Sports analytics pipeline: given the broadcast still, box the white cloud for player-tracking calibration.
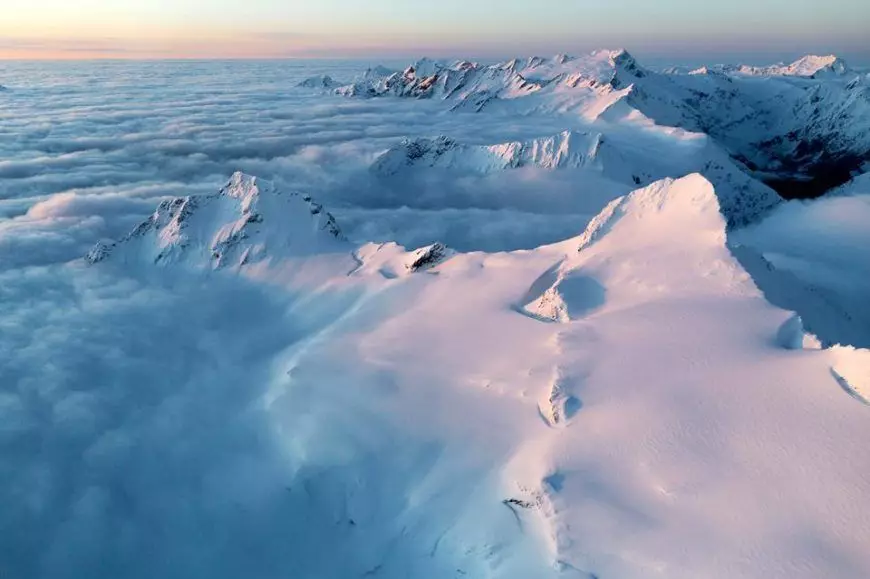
[0,62,602,576]
[2,59,870,579]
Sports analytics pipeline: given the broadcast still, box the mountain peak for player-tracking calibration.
[86,172,344,268]
[789,54,849,77]
[576,173,723,251]
[221,171,263,204]
[734,54,850,78]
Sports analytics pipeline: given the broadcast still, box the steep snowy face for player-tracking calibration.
[371,131,605,175]
[523,174,746,322]
[86,172,345,268]
[612,57,868,189]
[575,173,727,252]
[371,129,781,228]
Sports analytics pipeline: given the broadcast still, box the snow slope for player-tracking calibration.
[730,188,870,348]
[54,172,870,579]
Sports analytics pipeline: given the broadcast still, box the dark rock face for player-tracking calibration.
[408,243,450,272]
[762,156,865,200]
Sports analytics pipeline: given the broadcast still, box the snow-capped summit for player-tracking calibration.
[86,172,344,268]
[403,57,444,79]
[523,174,738,322]
[736,54,851,78]
[601,48,647,87]
[575,173,725,253]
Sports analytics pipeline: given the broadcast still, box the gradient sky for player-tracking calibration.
[1,0,867,63]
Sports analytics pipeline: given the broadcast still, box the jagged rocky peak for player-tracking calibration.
[486,130,604,170]
[598,48,646,88]
[404,57,443,79]
[606,48,639,69]
[86,171,344,268]
[314,49,653,107]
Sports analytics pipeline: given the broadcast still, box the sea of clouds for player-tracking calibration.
[0,58,605,578]
[0,59,612,262]
[3,58,869,578]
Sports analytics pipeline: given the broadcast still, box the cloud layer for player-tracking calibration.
[0,61,617,576]
[0,59,614,257]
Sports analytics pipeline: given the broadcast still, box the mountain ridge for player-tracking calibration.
[86,172,345,268]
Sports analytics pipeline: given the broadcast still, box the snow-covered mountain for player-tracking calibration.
[306,50,870,192]
[77,170,870,578]
[307,49,647,118]
[8,51,870,579]
[371,129,782,227]
[730,54,851,78]
[371,131,606,174]
[86,171,461,280]
[86,172,345,268]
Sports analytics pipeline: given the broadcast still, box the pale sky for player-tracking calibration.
[1,0,867,62]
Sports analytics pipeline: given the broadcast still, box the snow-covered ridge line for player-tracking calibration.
[303,50,869,190]
[301,49,645,112]
[86,172,345,268]
[732,54,851,78]
[86,172,463,278]
[371,129,782,228]
[523,173,729,322]
[371,130,605,175]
